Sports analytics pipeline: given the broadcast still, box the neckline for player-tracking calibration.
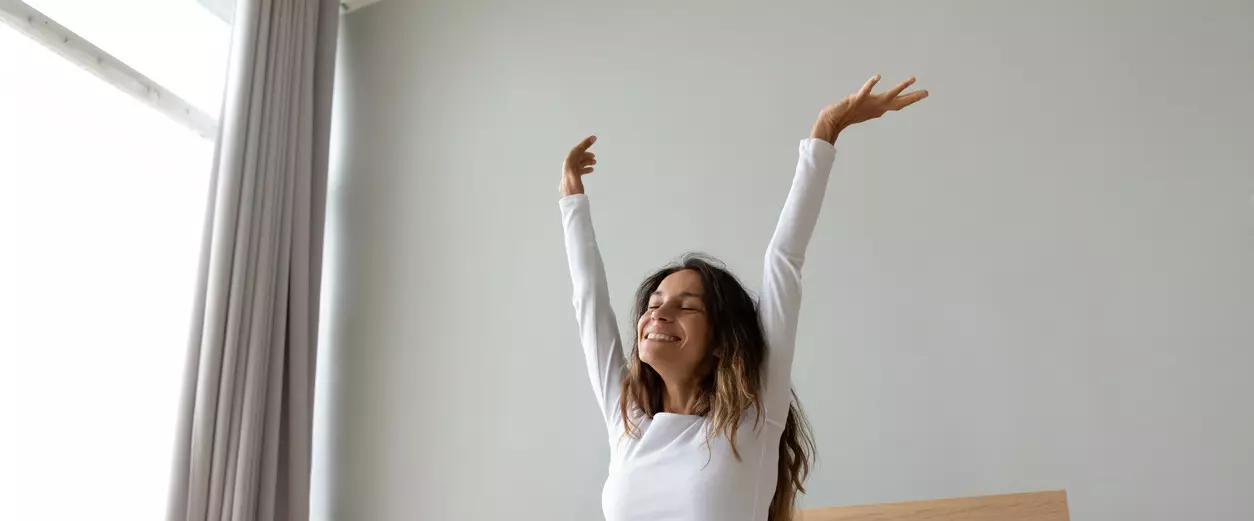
[654,411,701,420]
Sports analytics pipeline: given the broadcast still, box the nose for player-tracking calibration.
[650,305,675,322]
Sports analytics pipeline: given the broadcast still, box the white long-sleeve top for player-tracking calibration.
[560,138,837,521]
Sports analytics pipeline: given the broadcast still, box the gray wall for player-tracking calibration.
[311,1,1254,519]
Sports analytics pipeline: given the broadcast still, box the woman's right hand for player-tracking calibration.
[559,135,598,197]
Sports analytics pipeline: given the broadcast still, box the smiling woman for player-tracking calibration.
[557,75,928,521]
[560,153,819,520]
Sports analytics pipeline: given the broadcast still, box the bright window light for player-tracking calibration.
[0,14,221,521]
[23,0,232,115]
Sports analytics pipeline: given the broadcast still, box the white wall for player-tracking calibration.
[312,1,1254,519]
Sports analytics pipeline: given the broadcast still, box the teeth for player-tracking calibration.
[646,333,678,342]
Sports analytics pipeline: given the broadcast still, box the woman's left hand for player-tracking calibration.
[811,75,928,144]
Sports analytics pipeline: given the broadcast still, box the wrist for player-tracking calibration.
[559,176,584,197]
[810,122,839,145]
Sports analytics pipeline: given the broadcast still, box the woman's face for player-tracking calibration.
[637,269,710,377]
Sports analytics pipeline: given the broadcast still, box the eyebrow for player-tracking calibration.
[651,291,704,299]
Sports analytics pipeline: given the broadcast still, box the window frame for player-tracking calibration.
[0,0,218,139]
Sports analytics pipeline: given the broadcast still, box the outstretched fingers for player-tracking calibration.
[885,77,915,98]
[888,90,929,111]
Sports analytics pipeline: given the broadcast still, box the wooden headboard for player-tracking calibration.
[799,490,1069,521]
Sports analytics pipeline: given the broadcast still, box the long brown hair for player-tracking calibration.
[618,253,816,521]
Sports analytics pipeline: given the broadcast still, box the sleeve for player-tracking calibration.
[758,138,837,426]
[559,194,627,436]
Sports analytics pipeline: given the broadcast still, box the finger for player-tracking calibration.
[888,90,929,110]
[885,77,916,98]
[579,166,595,175]
[854,75,881,103]
[574,135,597,153]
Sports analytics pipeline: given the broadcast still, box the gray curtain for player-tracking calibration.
[167,0,338,520]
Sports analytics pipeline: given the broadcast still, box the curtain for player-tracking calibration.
[167,0,339,519]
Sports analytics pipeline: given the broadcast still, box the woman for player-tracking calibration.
[559,75,927,521]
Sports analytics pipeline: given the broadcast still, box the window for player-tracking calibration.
[0,2,229,519]
[21,0,231,115]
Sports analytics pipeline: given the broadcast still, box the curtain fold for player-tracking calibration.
[167,1,339,520]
